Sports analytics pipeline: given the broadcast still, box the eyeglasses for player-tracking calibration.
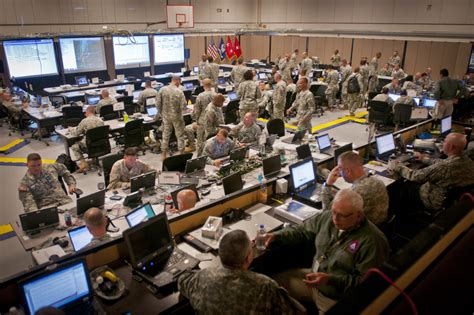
[332,211,355,220]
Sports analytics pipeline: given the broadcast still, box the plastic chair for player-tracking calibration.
[267,118,285,137]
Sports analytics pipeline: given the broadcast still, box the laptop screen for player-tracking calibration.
[146,106,157,117]
[227,92,238,101]
[131,171,156,193]
[86,95,100,105]
[19,207,59,233]
[413,97,420,106]
[184,82,194,90]
[441,116,452,135]
[75,75,88,86]
[76,190,106,217]
[21,260,91,314]
[263,155,281,176]
[423,98,437,108]
[258,73,267,80]
[230,147,248,162]
[290,158,316,190]
[223,172,244,195]
[68,226,93,252]
[376,133,396,156]
[296,143,312,160]
[218,77,226,85]
[193,66,199,73]
[185,156,207,174]
[316,134,331,151]
[126,203,156,227]
[388,93,401,102]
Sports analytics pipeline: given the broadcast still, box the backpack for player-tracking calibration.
[56,153,78,173]
[347,75,360,94]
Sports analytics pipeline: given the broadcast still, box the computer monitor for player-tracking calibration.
[76,190,106,217]
[290,158,317,191]
[20,259,93,314]
[170,184,200,209]
[184,82,194,90]
[423,97,437,108]
[230,147,248,162]
[440,116,452,137]
[125,203,156,227]
[19,207,59,234]
[413,96,420,106]
[296,143,312,160]
[75,75,88,87]
[223,172,244,195]
[193,66,199,73]
[333,143,353,164]
[131,171,157,193]
[376,133,396,157]
[185,156,207,174]
[218,77,226,85]
[227,92,238,101]
[146,106,157,117]
[388,93,401,102]
[258,73,267,80]
[316,133,331,152]
[68,225,93,252]
[263,155,281,177]
[85,94,101,105]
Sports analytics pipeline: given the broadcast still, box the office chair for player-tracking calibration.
[285,91,296,114]
[2,104,30,136]
[393,103,413,130]
[101,153,123,188]
[99,104,118,121]
[368,92,378,100]
[183,90,192,102]
[123,119,146,154]
[162,153,193,172]
[85,125,111,176]
[267,118,285,137]
[50,96,67,108]
[224,100,240,124]
[313,84,327,108]
[62,106,85,127]
[183,114,193,126]
[368,100,392,127]
[193,86,204,96]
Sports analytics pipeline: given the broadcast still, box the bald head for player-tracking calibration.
[337,151,365,183]
[101,89,109,98]
[84,207,107,237]
[243,112,255,126]
[443,133,467,156]
[177,189,197,211]
[202,78,212,89]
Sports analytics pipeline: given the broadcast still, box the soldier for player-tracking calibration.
[267,66,278,86]
[137,80,157,112]
[175,189,197,212]
[278,54,292,82]
[286,77,315,134]
[178,230,304,314]
[198,54,209,81]
[19,153,77,212]
[389,133,474,212]
[391,64,406,80]
[324,65,339,109]
[401,75,419,93]
[372,87,395,107]
[290,49,299,71]
[184,79,216,153]
[95,89,117,115]
[84,207,110,248]
[108,147,152,190]
[383,78,401,94]
[330,49,341,67]
[368,52,381,93]
[196,94,225,156]
[346,67,364,116]
[299,52,313,76]
[70,105,105,173]
[359,59,370,98]
[237,70,261,121]
[1,92,25,121]
[207,56,220,87]
[230,57,247,90]
[266,189,389,314]
[257,81,271,115]
[433,68,467,119]
[378,63,392,77]
[156,75,187,159]
[339,59,353,108]
[286,77,297,94]
[394,90,416,111]
[203,128,236,167]
[387,51,401,70]
[231,112,262,147]
[271,73,287,120]
[414,72,423,87]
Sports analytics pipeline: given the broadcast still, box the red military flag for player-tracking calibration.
[234,37,242,59]
[225,36,235,60]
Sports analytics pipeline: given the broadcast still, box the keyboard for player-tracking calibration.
[165,250,185,269]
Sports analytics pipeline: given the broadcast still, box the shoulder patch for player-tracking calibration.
[346,240,360,254]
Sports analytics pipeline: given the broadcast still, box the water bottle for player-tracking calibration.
[256,224,266,250]
[64,211,72,227]
[257,174,268,204]
[123,112,129,123]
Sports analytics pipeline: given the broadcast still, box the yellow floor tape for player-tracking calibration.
[0,139,25,151]
[0,157,55,164]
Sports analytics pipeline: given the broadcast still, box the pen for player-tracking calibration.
[271,198,284,204]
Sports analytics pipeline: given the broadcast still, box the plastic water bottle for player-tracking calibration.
[123,112,129,123]
[256,224,266,250]
[64,211,72,227]
[257,174,268,204]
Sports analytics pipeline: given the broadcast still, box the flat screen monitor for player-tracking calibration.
[184,82,194,90]
[185,156,207,174]
[388,93,401,102]
[76,190,106,217]
[423,97,437,108]
[333,143,353,164]
[223,172,244,195]
[20,259,92,314]
[75,75,88,86]
[113,35,150,69]
[193,66,199,73]
[316,134,331,152]
[130,171,157,193]
[86,94,101,105]
[290,158,316,191]
[258,73,267,80]
[153,34,185,65]
[60,37,107,73]
[376,133,396,156]
[3,39,58,78]
[230,147,248,162]
[263,155,281,177]
[125,203,156,227]
[218,77,226,85]
[441,116,452,136]
[68,225,93,252]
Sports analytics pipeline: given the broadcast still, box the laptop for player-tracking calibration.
[170,184,200,209]
[184,156,207,176]
[68,225,93,252]
[333,143,353,164]
[250,134,277,153]
[19,207,60,235]
[282,129,306,144]
[289,158,322,208]
[75,75,88,87]
[193,66,199,73]
[125,203,156,227]
[184,82,194,90]
[440,115,452,137]
[85,94,100,105]
[258,73,267,81]
[75,190,106,217]
[316,133,334,154]
[218,77,226,85]
[296,143,312,160]
[20,259,99,314]
[123,213,199,287]
[423,97,437,108]
[263,155,288,179]
[227,92,238,101]
[146,106,158,118]
[223,172,244,195]
[131,171,157,193]
[230,146,248,162]
[413,96,420,106]
[133,90,141,100]
[375,133,396,162]
[388,93,401,102]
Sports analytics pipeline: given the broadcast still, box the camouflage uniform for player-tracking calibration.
[330,54,341,67]
[372,94,395,107]
[231,122,262,146]
[325,70,339,108]
[300,57,313,75]
[378,68,392,77]
[237,80,261,121]
[289,90,315,133]
[156,85,187,152]
[107,159,152,190]
[395,95,415,106]
[272,80,287,119]
[383,83,401,95]
[184,90,216,150]
[387,56,401,70]
[359,64,370,96]
[402,81,420,94]
[321,175,389,225]
[198,60,209,81]
[391,69,406,80]
[286,83,297,94]
[368,57,380,93]
[207,63,220,86]
[203,136,235,164]
[340,65,353,107]
[178,265,304,314]
[231,65,248,90]
[137,88,158,112]
[391,154,474,211]
[3,100,23,120]
[70,115,104,160]
[19,163,77,212]
[258,90,272,115]
[290,52,298,70]
[84,234,111,249]
[95,96,117,115]
[196,102,225,156]
[278,59,292,82]
[347,73,364,115]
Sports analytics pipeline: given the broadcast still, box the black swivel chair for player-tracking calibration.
[183,90,192,102]
[162,153,193,172]
[393,103,414,130]
[193,86,204,96]
[101,153,123,188]
[224,100,240,124]
[62,106,85,127]
[99,104,119,121]
[85,125,111,176]
[123,119,146,154]
[50,96,67,108]
[368,100,392,127]
[267,118,285,137]
[313,84,327,109]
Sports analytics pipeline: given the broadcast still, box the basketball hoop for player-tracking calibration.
[167,5,194,29]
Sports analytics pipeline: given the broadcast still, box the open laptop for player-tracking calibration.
[296,143,312,160]
[218,77,226,85]
[289,158,322,208]
[257,72,268,81]
[440,115,452,137]
[316,133,334,155]
[333,143,353,164]
[131,171,157,193]
[228,146,248,162]
[75,75,88,87]
[184,156,207,177]
[263,155,288,179]
[85,94,101,105]
[125,202,156,227]
[193,66,199,73]
[250,134,277,153]
[282,129,306,145]
[170,184,200,209]
[123,213,199,287]
[388,93,401,103]
[19,207,60,235]
[20,259,99,314]
[146,106,158,118]
[223,172,244,195]
[227,91,238,101]
[375,133,396,162]
[68,225,93,252]
[184,82,194,90]
[423,97,437,108]
[75,190,106,217]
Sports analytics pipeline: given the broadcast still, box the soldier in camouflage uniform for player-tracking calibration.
[83,207,111,249]
[286,78,297,94]
[95,89,117,115]
[203,129,236,166]
[383,79,401,94]
[70,105,104,173]
[107,148,152,190]
[299,52,313,76]
[389,133,474,212]
[372,87,395,107]
[267,189,389,314]
[207,56,220,87]
[196,94,225,156]
[322,151,389,225]
[387,51,401,70]
[401,75,419,93]
[391,64,406,80]
[339,59,352,108]
[290,49,299,71]
[178,230,305,314]
[394,89,416,110]
[156,76,187,158]
[257,81,272,115]
[198,54,209,81]
[237,70,261,121]
[278,54,292,82]
[347,67,364,116]
[137,80,158,112]
[271,73,287,120]
[368,52,381,93]
[231,112,262,146]
[378,63,392,77]
[359,59,370,98]
[287,78,315,134]
[19,153,77,212]
[231,57,248,90]
[324,65,339,109]
[330,49,341,67]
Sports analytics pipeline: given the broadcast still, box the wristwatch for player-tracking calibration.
[323,182,333,188]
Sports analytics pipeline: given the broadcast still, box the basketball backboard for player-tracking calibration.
[167,5,194,29]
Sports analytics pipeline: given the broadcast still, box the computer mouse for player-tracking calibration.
[49,254,60,262]
[53,237,69,248]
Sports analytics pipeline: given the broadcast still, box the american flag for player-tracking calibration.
[207,38,220,61]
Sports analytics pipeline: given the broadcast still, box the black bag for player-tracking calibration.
[347,75,361,94]
[56,153,78,173]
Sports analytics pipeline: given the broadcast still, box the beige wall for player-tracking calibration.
[185,36,206,69]
[352,39,405,68]
[239,35,270,62]
[307,37,352,65]
[270,35,307,61]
